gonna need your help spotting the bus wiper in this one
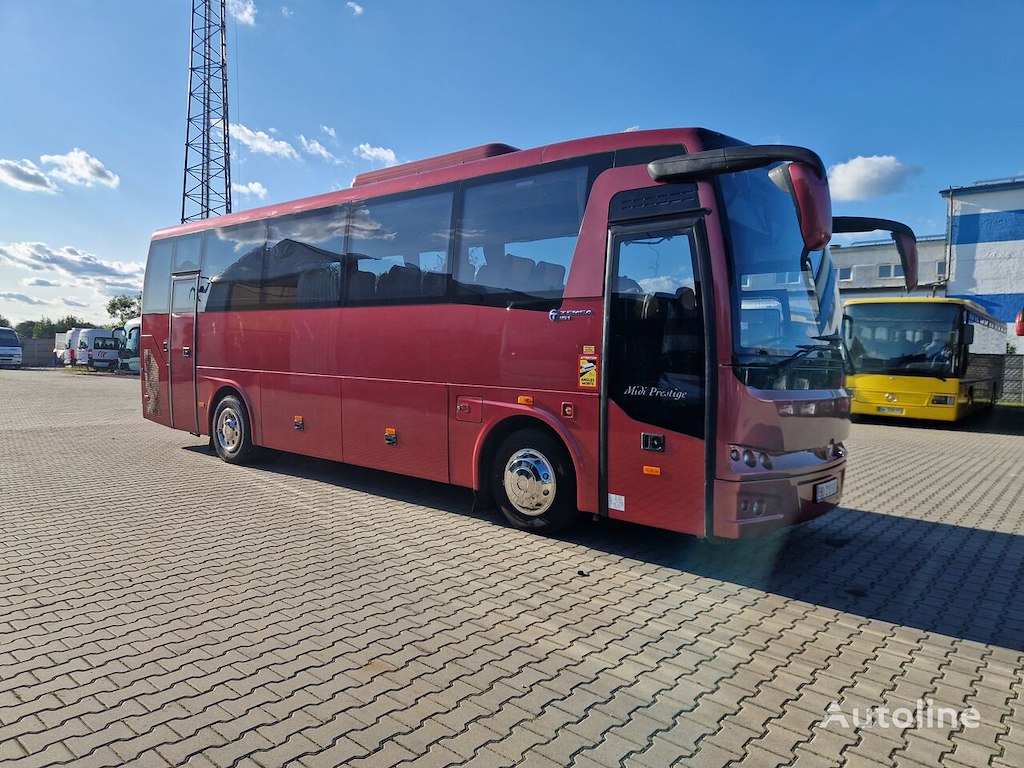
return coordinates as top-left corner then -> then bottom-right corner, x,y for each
768,343 -> 835,373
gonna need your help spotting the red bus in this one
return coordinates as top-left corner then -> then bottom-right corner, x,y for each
142,128 -> 864,538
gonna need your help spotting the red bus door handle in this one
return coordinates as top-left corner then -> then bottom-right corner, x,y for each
182,346 -> 191,358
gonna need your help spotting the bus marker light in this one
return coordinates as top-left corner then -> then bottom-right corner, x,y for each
384,427 -> 398,446
742,449 -> 757,468
931,395 -> 955,405
561,403 -> 574,418
294,416 -> 304,431
643,466 -> 661,476
198,401 -> 205,409
517,395 -> 534,406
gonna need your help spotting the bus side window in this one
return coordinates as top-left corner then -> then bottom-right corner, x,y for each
264,207 -> 348,310
455,164 -> 587,304
348,190 -> 453,304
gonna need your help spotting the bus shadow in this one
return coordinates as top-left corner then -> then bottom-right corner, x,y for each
854,405 -> 1024,436
187,444 -> 1022,650
561,509 -> 1024,650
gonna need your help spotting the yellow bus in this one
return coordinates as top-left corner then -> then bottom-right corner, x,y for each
843,297 -> 1007,421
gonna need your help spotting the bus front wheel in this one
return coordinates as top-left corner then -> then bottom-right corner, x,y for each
212,395 -> 260,465
491,429 -> 578,534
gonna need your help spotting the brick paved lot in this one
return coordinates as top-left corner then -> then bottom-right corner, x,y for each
1,369 -> 1022,768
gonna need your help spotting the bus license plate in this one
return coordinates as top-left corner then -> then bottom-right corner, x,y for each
815,478 -> 840,502
877,406 -> 903,414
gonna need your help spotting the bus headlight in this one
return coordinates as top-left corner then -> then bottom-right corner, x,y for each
931,395 -> 956,405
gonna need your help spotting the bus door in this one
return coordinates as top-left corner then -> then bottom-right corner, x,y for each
169,273 -> 200,435
603,220 -> 709,534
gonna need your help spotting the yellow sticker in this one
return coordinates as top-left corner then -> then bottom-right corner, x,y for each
582,344 -> 596,354
579,355 -> 598,389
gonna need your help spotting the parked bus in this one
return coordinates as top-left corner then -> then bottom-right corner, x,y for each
141,128 -> 908,538
843,297 -> 1007,421
118,317 -> 141,374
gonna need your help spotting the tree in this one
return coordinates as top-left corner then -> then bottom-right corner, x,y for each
0,314 -> 11,329
106,294 -> 142,326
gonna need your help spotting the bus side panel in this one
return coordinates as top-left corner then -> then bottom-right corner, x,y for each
261,372 -> 343,462
341,378 -> 449,483
605,403 -> 705,535
141,314 -> 171,427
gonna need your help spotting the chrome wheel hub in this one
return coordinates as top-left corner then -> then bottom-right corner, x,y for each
503,448 -> 556,516
217,408 -> 241,453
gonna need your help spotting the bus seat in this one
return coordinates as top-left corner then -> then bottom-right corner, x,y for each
348,270 -> 376,301
421,270 -> 447,297
378,263 -> 422,299
505,253 -> 534,289
295,267 -> 341,307
475,253 -> 508,288
529,261 -> 566,292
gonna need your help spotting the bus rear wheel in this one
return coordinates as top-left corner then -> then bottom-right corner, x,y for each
491,429 -> 578,534
212,395 -> 260,465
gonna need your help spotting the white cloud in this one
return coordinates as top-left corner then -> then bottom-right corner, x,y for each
354,143 -> 397,167
281,7 -> 294,18
62,298 -> 90,308
300,135 -> 343,165
0,292 -> 45,306
0,242 -> 144,295
622,125 -> 640,133
0,159 -> 59,193
347,2 -> 364,17
22,278 -> 61,288
232,180 -> 268,199
227,0 -> 257,25
229,124 -> 299,160
828,155 -> 920,202
320,124 -> 336,139
40,149 -> 120,189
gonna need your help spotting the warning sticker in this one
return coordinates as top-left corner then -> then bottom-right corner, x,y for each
579,355 -> 598,389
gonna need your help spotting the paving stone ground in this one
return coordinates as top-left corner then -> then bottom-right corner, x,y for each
1,368 -> 1022,768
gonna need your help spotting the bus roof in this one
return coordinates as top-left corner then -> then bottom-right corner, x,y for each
844,297 -> 1003,324
152,127 -> 728,241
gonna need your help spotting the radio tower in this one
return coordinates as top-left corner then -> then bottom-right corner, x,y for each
181,0 -> 232,223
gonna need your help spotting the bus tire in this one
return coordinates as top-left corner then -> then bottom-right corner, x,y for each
212,395 -> 260,465
491,429 -> 578,534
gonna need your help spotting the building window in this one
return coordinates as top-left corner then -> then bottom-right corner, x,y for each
838,267 -> 853,281
878,264 -> 905,279
936,260 -> 946,278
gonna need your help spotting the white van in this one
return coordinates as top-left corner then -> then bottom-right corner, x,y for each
76,328 -> 119,370
63,328 -> 84,366
0,327 -> 22,369
118,317 -> 141,374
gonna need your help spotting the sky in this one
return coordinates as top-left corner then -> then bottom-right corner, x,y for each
1,0 -> 1022,326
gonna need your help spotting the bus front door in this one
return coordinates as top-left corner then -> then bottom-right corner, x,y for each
604,221 -> 708,535
169,274 -> 200,435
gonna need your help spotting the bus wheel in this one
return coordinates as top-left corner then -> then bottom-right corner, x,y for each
491,429 -> 578,534
212,395 -> 260,465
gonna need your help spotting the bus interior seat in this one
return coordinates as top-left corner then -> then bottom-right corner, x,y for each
377,263 -> 422,299
475,253 -> 508,289
348,270 -> 376,301
421,270 -> 447,297
504,253 -> 534,290
295,267 -> 341,307
529,261 -> 566,293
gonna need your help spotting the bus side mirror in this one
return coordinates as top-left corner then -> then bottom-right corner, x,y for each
894,233 -> 918,292
1016,309 -> 1024,336
832,216 -> 918,291
962,324 -> 975,346
769,162 -> 832,250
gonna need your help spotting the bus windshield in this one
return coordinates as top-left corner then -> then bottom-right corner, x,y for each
720,167 -> 842,389
844,302 -> 960,378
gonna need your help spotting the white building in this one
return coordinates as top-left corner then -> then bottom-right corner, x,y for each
941,178 -> 1024,324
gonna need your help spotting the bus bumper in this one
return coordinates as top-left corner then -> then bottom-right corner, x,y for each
850,399 -> 960,421
711,462 -> 845,539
